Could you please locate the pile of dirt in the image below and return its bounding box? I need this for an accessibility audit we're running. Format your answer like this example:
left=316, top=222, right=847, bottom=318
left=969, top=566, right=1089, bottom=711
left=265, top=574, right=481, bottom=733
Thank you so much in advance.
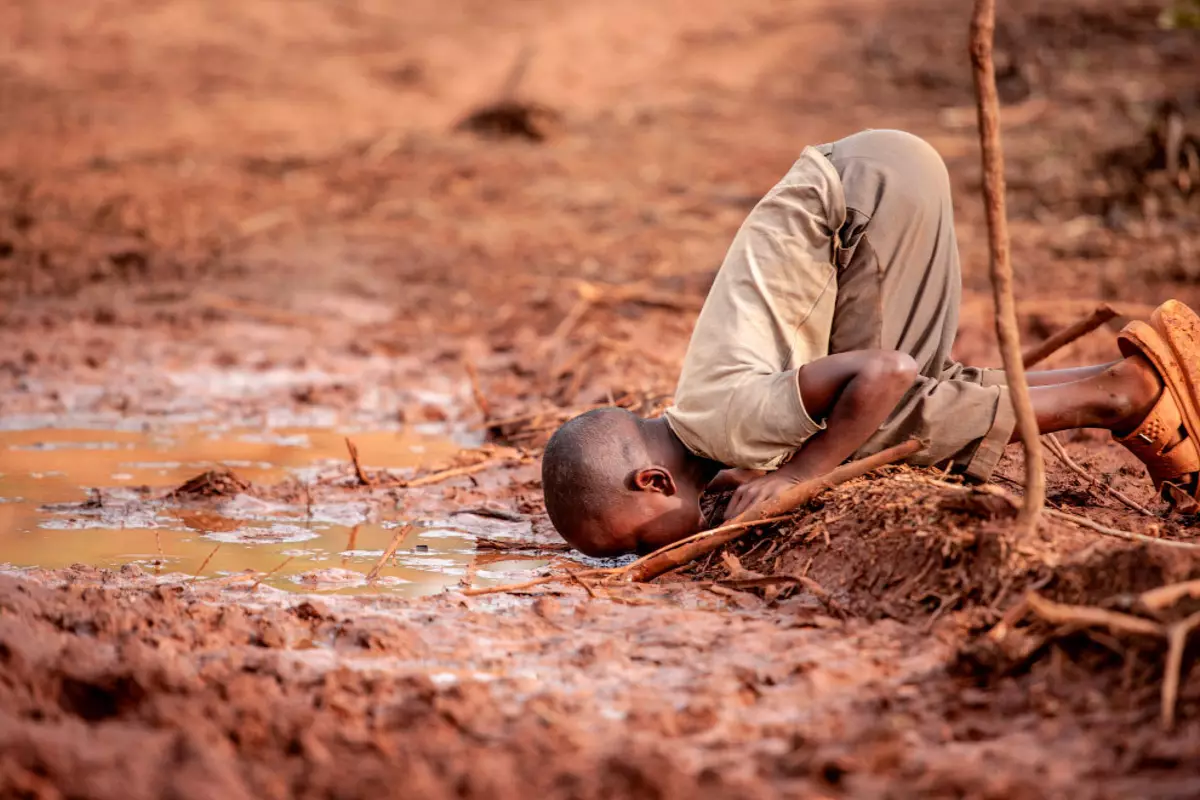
left=686, top=468, right=1200, bottom=618
left=168, top=468, right=252, bottom=499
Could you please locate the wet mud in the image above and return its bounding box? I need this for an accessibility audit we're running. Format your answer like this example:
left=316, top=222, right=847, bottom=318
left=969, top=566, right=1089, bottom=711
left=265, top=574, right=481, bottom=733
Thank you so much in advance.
left=3, top=0, right=1200, bottom=796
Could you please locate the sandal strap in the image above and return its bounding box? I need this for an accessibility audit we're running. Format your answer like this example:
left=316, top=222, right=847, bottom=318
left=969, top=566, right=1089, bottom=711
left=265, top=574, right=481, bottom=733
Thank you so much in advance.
left=1114, top=389, right=1200, bottom=485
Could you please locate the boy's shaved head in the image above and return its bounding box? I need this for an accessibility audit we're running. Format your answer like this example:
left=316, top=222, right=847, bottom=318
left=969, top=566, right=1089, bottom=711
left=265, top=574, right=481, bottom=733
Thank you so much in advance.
left=541, top=408, right=647, bottom=555
left=542, top=407, right=712, bottom=557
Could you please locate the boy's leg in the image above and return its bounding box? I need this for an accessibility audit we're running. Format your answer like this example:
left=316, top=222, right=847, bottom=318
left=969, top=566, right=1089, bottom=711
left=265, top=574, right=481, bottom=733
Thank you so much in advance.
left=815, top=129, right=1012, bottom=478
left=816, top=129, right=1161, bottom=479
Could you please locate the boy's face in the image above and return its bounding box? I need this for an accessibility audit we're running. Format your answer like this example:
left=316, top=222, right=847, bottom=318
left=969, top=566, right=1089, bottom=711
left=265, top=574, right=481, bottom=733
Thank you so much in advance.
left=612, top=475, right=706, bottom=555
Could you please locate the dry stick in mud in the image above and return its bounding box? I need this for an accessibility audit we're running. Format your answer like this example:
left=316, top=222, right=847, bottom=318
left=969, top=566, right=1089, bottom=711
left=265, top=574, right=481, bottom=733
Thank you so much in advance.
left=460, top=567, right=620, bottom=597
left=906, top=473, right=1197, bottom=550
left=1024, top=592, right=1200, bottom=730
left=566, top=568, right=600, bottom=599
left=1021, top=304, right=1119, bottom=369
left=198, top=569, right=258, bottom=588
left=187, top=544, right=222, bottom=583
left=1163, top=609, right=1200, bottom=730
left=615, top=514, right=798, bottom=581
left=970, top=0, right=1044, bottom=529
left=1025, top=592, right=1164, bottom=638
left=624, top=438, right=923, bottom=583
left=1042, top=507, right=1200, bottom=550
left=399, top=457, right=512, bottom=489
left=463, top=358, right=492, bottom=421
left=366, top=523, right=415, bottom=583
left=250, top=556, right=294, bottom=591
left=1141, top=579, right=1200, bottom=611
left=344, top=437, right=372, bottom=487
left=1042, top=433, right=1156, bottom=517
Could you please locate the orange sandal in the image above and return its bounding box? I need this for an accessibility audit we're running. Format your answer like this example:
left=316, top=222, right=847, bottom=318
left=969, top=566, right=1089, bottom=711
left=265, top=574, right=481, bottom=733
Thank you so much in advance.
left=1116, top=301, right=1200, bottom=506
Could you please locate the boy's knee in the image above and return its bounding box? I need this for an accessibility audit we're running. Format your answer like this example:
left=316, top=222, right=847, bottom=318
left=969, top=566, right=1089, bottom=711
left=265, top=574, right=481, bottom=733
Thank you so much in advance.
left=875, top=350, right=920, bottom=387
left=858, top=350, right=920, bottom=397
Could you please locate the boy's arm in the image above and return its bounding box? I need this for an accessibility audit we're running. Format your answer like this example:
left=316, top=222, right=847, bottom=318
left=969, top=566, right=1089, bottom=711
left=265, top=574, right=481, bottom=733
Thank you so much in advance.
left=723, top=350, right=918, bottom=520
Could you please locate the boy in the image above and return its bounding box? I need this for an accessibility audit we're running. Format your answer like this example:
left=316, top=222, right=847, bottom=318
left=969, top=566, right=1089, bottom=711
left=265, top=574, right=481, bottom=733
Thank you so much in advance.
left=541, top=129, right=1200, bottom=557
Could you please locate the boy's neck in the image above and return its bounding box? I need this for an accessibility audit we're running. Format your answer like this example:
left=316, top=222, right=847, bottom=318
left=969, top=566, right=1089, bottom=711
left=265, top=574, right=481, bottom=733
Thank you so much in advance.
left=642, top=416, right=723, bottom=486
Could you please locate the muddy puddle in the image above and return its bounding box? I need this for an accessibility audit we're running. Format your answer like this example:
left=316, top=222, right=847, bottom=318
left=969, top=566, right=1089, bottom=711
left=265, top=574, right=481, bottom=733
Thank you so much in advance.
left=0, top=426, right=549, bottom=596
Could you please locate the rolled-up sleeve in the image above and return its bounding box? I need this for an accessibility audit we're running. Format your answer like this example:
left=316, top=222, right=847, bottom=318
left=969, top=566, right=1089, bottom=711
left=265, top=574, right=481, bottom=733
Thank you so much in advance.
left=721, top=370, right=826, bottom=470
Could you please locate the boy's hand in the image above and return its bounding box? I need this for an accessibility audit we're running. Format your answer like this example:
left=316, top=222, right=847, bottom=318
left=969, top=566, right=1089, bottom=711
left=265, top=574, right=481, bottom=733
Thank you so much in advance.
left=723, top=472, right=799, bottom=520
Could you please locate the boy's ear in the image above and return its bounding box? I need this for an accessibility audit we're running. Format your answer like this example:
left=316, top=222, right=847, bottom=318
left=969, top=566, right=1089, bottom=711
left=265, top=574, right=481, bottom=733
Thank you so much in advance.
left=632, top=466, right=677, bottom=496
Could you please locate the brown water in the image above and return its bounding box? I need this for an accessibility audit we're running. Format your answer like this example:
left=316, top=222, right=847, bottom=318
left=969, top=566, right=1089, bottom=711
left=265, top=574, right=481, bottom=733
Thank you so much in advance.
left=0, top=426, right=548, bottom=595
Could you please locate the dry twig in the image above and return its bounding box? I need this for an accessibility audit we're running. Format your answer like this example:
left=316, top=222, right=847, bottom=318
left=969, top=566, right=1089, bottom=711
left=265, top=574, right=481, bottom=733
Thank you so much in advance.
left=566, top=568, right=600, bottom=599
left=366, top=523, right=414, bottom=583
left=541, top=296, right=594, bottom=360
left=971, top=0, right=1044, bottom=530
left=344, top=437, right=373, bottom=486
left=398, top=457, right=512, bottom=489
left=583, top=280, right=704, bottom=313
left=1045, top=508, right=1200, bottom=551
left=1022, top=304, right=1119, bottom=368
left=1043, top=433, right=1155, bottom=517
left=463, top=358, right=492, bottom=421
left=1026, top=592, right=1164, bottom=638
left=1141, top=580, right=1200, bottom=611
left=1021, top=590, right=1200, bottom=729
left=615, top=514, right=798, bottom=583
left=196, top=291, right=316, bottom=329
left=460, top=567, right=619, bottom=597
left=198, top=569, right=258, bottom=587
left=188, top=544, right=222, bottom=583
left=624, top=439, right=922, bottom=582
left=250, top=557, right=294, bottom=591
left=1162, top=609, right=1200, bottom=730
left=898, top=472, right=1197, bottom=551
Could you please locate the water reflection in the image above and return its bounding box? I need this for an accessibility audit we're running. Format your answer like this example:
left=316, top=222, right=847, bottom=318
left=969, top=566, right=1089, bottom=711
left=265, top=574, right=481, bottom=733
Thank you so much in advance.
left=0, top=426, right=547, bottom=595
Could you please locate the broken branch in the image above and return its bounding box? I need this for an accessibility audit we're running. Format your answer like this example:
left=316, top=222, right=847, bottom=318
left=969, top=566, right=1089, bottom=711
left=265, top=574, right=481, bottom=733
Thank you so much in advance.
left=624, top=438, right=922, bottom=583
left=366, top=523, right=414, bottom=583
left=566, top=568, right=600, bottom=599
left=1043, top=433, right=1156, bottom=517
left=1026, top=592, right=1164, bottom=638
left=344, top=437, right=373, bottom=486
left=250, top=556, right=294, bottom=591
left=192, top=544, right=221, bottom=580
left=1162, top=609, right=1200, bottom=730
left=1022, top=304, right=1118, bottom=368
left=398, top=457, right=512, bottom=489
left=1141, top=579, right=1200, bottom=611
left=971, top=0, right=1044, bottom=530
left=1045, top=508, right=1200, bottom=551
left=460, top=567, right=619, bottom=596
left=463, top=358, right=492, bottom=421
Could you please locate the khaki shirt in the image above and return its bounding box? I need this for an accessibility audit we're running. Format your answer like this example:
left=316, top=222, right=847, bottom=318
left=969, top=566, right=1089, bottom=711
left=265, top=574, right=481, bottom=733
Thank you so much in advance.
left=663, top=147, right=846, bottom=469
